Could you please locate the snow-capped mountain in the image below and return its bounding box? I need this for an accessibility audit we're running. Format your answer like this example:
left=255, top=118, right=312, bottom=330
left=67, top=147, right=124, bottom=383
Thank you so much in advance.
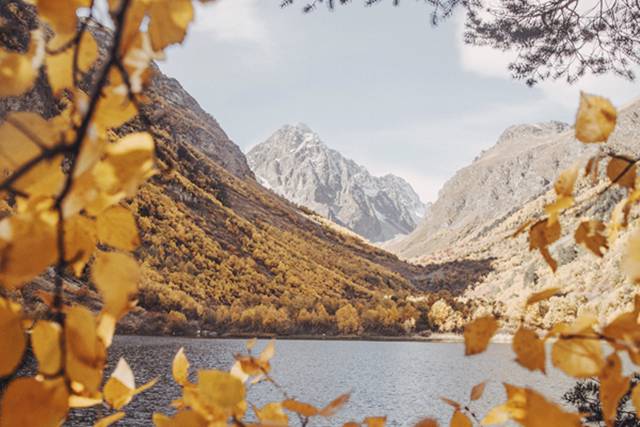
left=246, top=124, right=426, bottom=242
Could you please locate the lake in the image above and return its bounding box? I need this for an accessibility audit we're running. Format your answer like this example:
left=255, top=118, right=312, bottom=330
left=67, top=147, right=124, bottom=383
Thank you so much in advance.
left=68, top=336, right=576, bottom=426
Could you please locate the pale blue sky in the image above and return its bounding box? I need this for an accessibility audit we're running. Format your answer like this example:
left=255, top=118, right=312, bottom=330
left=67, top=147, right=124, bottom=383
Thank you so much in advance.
left=159, top=0, right=639, bottom=203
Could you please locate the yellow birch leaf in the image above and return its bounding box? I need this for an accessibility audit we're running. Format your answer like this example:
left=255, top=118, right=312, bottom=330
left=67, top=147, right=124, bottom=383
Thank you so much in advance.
left=554, top=167, right=579, bottom=197
left=364, top=416, right=387, bottom=427
left=481, top=384, right=527, bottom=426
left=97, top=205, right=140, bottom=251
left=256, top=402, right=288, bottom=426
left=451, top=411, right=472, bottom=427
left=246, top=338, right=257, bottom=350
left=0, top=213, right=58, bottom=289
left=259, top=339, right=276, bottom=363
left=31, top=320, right=62, bottom=376
left=526, top=287, right=561, bottom=306
left=599, top=353, right=630, bottom=427
left=148, top=0, right=194, bottom=51
left=319, top=393, right=350, bottom=416
left=13, top=156, right=65, bottom=197
left=172, top=347, right=190, bottom=386
left=463, top=316, right=499, bottom=356
left=440, top=397, right=461, bottom=410
left=470, top=381, right=487, bottom=401
left=64, top=214, right=97, bottom=276
left=91, top=251, right=140, bottom=319
left=607, top=157, right=636, bottom=189
left=37, top=0, right=90, bottom=40
left=282, top=399, right=319, bottom=417
left=575, top=92, right=617, bottom=143
left=0, top=377, right=69, bottom=427
left=69, top=394, right=103, bottom=408
left=632, top=384, right=640, bottom=417
left=65, top=305, right=105, bottom=394
left=528, top=219, right=561, bottom=271
left=0, top=297, right=25, bottom=377
left=197, top=370, right=245, bottom=409
left=575, top=220, right=608, bottom=257
left=104, top=358, right=135, bottom=409
left=512, top=327, right=546, bottom=373
left=622, top=230, right=640, bottom=283
left=94, top=411, right=126, bottom=427
left=46, top=31, right=98, bottom=94
left=544, top=195, right=573, bottom=225
left=97, top=312, right=117, bottom=348
left=551, top=336, right=604, bottom=378
left=0, top=46, right=39, bottom=97
left=94, top=87, right=138, bottom=133
left=414, top=419, right=439, bottom=427
left=522, top=388, right=582, bottom=427
left=152, top=410, right=208, bottom=427
left=97, top=132, right=155, bottom=198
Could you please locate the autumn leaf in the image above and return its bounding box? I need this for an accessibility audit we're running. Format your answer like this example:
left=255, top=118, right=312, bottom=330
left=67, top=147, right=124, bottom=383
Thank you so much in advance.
left=31, top=320, right=62, bottom=376
left=46, top=31, right=98, bottom=95
left=414, top=419, right=439, bottom=427
left=464, top=316, right=499, bottom=356
left=0, top=34, right=42, bottom=97
left=319, top=393, right=350, bottom=416
left=197, top=370, right=245, bottom=409
left=91, top=251, right=140, bottom=319
left=632, top=384, right=640, bottom=417
left=529, top=219, right=561, bottom=271
left=148, top=0, right=194, bottom=51
left=152, top=410, right=208, bottom=427
left=363, top=417, right=387, bottom=427
left=551, top=336, right=604, bottom=378
left=96, top=205, right=140, bottom=251
left=94, top=412, right=126, bottom=427
left=255, top=402, right=288, bottom=426
left=526, top=287, right=562, bottom=306
left=64, top=214, right=97, bottom=276
left=512, top=327, right=546, bottom=373
left=599, top=353, right=630, bottom=427
left=622, top=230, right=640, bottom=283
left=451, top=411, right=472, bottom=427
left=173, top=347, right=190, bottom=386
left=104, top=358, right=157, bottom=410
left=0, top=211, right=58, bottom=289
left=607, top=157, right=636, bottom=189
left=0, top=297, right=25, bottom=377
left=0, top=377, right=69, bottom=427
left=282, top=399, right=319, bottom=417
left=575, top=92, right=617, bottom=143
left=65, top=305, right=105, bottom=394
left=440, top=397, right=461, bottom=410
left=470, top=382, right=487, bottom=401
left=575, top=220, right=608, bottom=257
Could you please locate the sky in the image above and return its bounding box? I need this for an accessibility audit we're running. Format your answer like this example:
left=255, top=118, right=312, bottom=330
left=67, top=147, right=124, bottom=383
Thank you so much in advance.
left=159, top=0, right=640, bottom=203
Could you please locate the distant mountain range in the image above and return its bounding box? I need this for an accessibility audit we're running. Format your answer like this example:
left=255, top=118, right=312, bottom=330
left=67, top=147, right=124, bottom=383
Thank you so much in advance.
left=246, top=124, right=426, bottom=242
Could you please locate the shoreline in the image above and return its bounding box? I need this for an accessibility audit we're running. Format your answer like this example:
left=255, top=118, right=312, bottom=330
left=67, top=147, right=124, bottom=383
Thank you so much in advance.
left=116, top=331, right=514, bottom=344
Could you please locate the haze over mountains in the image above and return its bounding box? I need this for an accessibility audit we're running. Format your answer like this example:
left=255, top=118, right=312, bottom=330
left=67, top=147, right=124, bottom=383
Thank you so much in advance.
left=247, top=124, right=426, bottom=242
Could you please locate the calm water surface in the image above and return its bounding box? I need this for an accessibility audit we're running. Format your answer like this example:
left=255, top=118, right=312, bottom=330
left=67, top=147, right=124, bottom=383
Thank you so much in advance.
left=68, top=336, right=575, bottom=426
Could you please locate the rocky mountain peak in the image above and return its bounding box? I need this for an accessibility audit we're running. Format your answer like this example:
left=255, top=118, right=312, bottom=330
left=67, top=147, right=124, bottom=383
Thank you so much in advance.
left=246, top=124, right=426, bottom=242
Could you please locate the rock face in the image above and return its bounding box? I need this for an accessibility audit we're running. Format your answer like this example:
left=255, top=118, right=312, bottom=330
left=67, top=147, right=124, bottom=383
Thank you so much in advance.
left=247, top=124, right=426, bottom=242
left=386, top=120, right=592, bottom=257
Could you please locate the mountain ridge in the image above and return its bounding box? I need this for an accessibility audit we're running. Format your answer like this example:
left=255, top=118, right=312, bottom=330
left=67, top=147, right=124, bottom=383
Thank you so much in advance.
left=247, top=124, right=426, bottom=242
